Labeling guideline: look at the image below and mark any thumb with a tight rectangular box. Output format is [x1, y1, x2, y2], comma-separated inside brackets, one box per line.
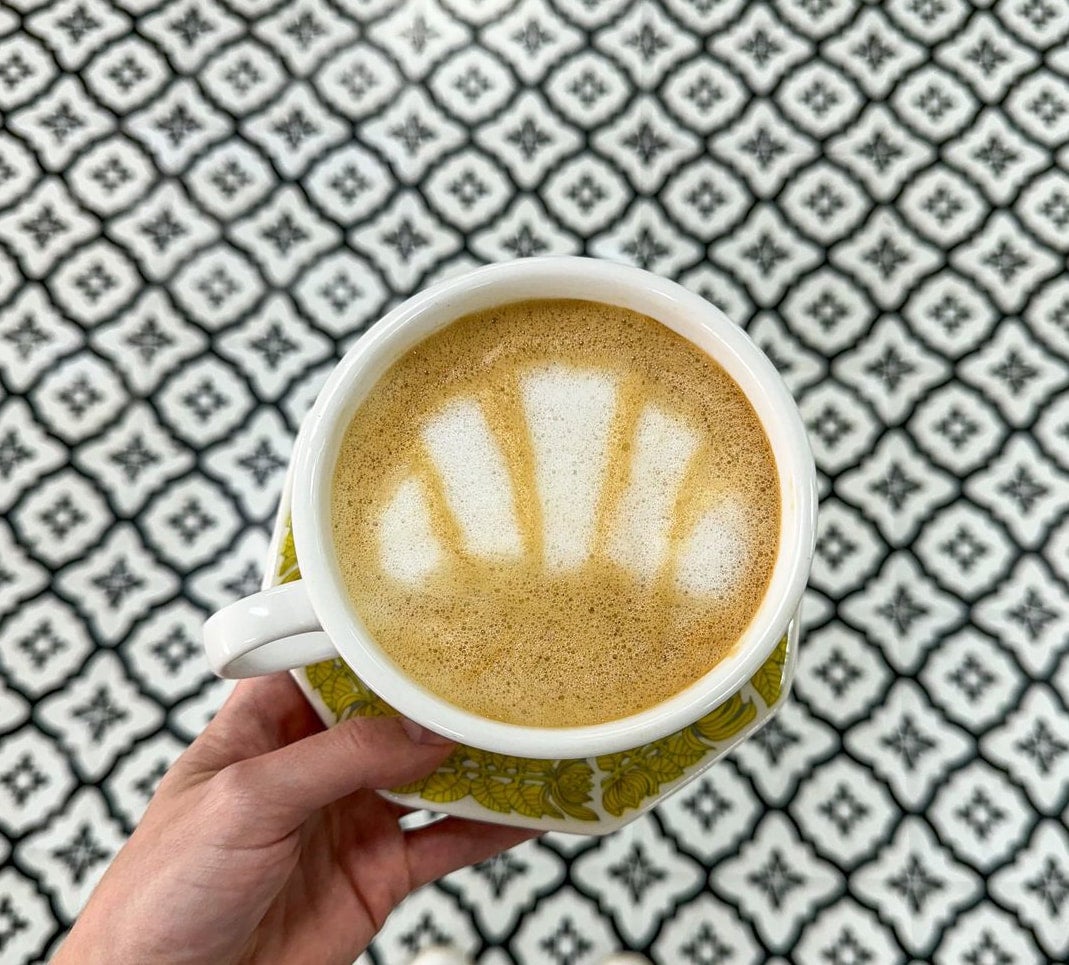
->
[217, 716, 455, 825]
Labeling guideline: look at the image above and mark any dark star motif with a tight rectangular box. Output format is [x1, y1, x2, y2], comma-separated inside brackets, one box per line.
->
[862, 234, 910, 280]
[273, 109, 318, 150]
[998, 464, 1048, 514]
[473, 850, 528, 898]
[108, 433, 161, 482]
[182, 378, 227, 420]
[852, 32, 895, 72]
[686, 74, 722, 112]
[566, 173, 605, 213]
[927, 293, 970, 331]
[955, 787, 1006, 840]
[1019, 0, 1057, 28]
[400, 14, 438, 54]
[91, 558, 145, 609]
[166, 497, 215, 542]
[741, 29, 781, 68]
[501, 224, 549, 258]
[806, 290, 847, 332]
[73, 685, 129, 741]
[318, 271, 360, 313]
[57, 5, 101, 43]
[964, 931, 1012, 965]
[623, 121, 669, 166]
[923, 187, 963, 226]
[125, 316, 174, 363]
[1029, 88, 1066, 127]
[880, 714, 936, 770]
[260, 213, 308, 255]
[224, 58, 261, 94]
[815, 525, 857, 571]
[41, 101, 86, 143]
[0, 895, 28, 952]
[38, 493, 87, 539]
[991, 350, 1038, 395]
[250, 323, 297, 369]
[686, 180, 726, 217]
[284, 11, 325, 49]
[1040, 190, 1069, 229]
[972, 136, 1018, 177]
[1007, 588, 1058, 641]
[966, 39, 1007, 77]
[819, 783, 870, 836]
[4, 314, 51, 360]
[569, 69, 606, 107]
[0, 753, 49, 806]
[398, 911, 450, 954]
[741, 127, 786, 169]
[539, 916, 591, 965]
[133, 759, 169, 799]
[329, 165, 369, 204]
[381, 218, 428, 263]
[58, 374, 103, 417]
[238, 438, 287, 487]
[1025, 856, 1069, 916]
[804, 181, 845, 222]
[626, 22, 668, 62]
[681, 923, 733, 964]
[887, 853, 944, 913]
[608, 843, 667, 903]
[869, 461, 922, 511]
[154, 103, 203, 148]
[514, 17, 553, 56]
[52, 823, 112, 884]
[742, 232, 788, 275]
[1015, 719, 1068, 775]
[947, 653, 995, 702]
[169, 6, 215, 47]
[751, 716, 799, 765]
[20, 204, 67, 248]
[91, 155, 133, 193]
[209, 159, 252, 200]
[223, 562, 261, 599]
[138, 207, 188, 253]
[681, 778, 731, 832]
[389, 112, 435, 156]
[507, 118, 552, 160]
[801, 80, 838, 117]
[453, 65, 489, 102]
[934, 406, 978, 448]
[622, 227, 669, 269]
[823, 926, 874, 965]
[340, 63, 376, 101]
[909, 0, 946, 24]
[0, 430, 32, 479]
[814, 647, 862, 697]
[74, 262, 117, 303]
[151, 626, 198, 674]
[747, 849, 804, 909]
[808, 403, 853, 448]
[914, 83, 953, 119]
[107, 55, 148, 92]
[18, 620, 67, 669]
[447, 169, 488, 209]
[877, 583, 930, 634]
[857, 130, 902, 174]
[864, 344, 915, 392]
[983, 240, 1029, 283]
[0, 53, 33, 90]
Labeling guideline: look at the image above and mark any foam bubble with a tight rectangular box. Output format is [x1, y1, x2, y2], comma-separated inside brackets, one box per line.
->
[607, 403, 699, 582]
[379, 476, 443, 583]
[674, 498, 749, 598]
[522, 365, 618, 571]
[422, 397, 523, 559]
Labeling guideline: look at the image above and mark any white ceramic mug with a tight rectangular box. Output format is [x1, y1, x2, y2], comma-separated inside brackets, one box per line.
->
[202, 258, 817, 759]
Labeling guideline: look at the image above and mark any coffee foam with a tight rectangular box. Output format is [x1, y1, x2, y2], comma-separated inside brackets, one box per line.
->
[332, 299, 780, 728]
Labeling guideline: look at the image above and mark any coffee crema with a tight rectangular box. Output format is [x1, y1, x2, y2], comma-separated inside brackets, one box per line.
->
[332, 299, 780, 727]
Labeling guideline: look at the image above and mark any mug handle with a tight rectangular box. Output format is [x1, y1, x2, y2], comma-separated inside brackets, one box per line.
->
[202, 582, 338, 678]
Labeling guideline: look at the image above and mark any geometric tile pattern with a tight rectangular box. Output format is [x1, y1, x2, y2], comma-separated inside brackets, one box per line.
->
[1, 1, 1067, 962]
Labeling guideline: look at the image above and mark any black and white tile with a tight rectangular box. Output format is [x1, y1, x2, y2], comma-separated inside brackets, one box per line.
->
[1, 0, 1068, 962]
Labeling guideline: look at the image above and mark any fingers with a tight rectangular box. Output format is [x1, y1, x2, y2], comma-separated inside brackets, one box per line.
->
[218, 716, 456, 826]
[183, 674, 325, 774]
[404, 817, 540, 890]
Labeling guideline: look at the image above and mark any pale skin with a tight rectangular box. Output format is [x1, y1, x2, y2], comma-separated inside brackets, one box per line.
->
[54, 672, 535, 964]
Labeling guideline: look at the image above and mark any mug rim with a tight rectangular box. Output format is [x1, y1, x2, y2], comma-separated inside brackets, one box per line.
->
[292, 257, 817, 757]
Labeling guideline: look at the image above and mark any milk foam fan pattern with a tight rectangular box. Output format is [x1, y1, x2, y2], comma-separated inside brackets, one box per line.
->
[0, 0, 1068, 962]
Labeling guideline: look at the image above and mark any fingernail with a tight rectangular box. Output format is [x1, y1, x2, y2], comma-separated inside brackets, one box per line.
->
[400, 718, 455, 745]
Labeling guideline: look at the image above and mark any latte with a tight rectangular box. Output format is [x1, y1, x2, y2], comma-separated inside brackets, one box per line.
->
[332, 299, 780, 727]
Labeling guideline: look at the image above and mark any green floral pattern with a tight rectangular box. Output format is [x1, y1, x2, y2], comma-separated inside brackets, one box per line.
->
[282, 519, 789, 822]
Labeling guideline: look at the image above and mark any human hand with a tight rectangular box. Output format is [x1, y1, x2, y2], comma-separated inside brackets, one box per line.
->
[54, 672, 535, 965]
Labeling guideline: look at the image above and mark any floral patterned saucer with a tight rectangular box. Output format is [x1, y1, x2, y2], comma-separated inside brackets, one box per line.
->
[267, 470, 798, 834]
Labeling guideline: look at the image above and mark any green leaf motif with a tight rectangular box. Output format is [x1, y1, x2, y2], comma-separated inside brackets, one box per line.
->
[303, 659, 394, 720]
[277, 525, 301, 585]
[750, 635, 789, 707]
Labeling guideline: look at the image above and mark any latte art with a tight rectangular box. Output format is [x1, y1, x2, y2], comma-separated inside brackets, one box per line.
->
[333, 300, 780, 727]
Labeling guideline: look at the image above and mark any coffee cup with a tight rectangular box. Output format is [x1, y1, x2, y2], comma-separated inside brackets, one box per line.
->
[203, 257, 817, 760]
